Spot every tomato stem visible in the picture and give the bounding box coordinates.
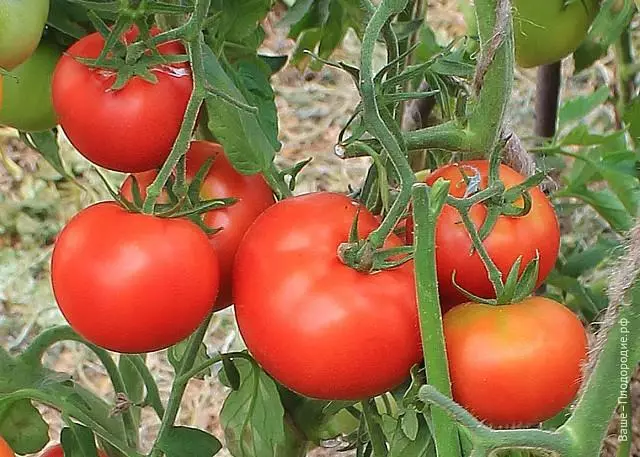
[20,326,140,448]
[361,399,388,457]
[141,0,210,213]
[412,182,462,457]
[149,313,214,457]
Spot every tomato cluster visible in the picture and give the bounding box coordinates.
[0,9,587,432]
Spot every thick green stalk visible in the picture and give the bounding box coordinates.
[142,0,211,213]
[558,298,640,456]
[412,182,461,457]
[467,0,514,154]
[357,0,416,252]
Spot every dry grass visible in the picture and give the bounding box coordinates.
[0,1,638,456]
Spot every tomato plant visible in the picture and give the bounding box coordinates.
[0,437,14,457]
[513,0,599,68]
[0,42,60,132]
[0,0,49,70]
[443,297,588,426]
[52,27,192,172]
[408,161,560,309]
[233,192,421,400]
[1,1,639,457]
[121,141,274,310]
[51,202,220,353]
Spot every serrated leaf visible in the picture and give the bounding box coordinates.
[559,187,634,233]
[573,0,635,73]
[220,358,288,457]
[0,399,48,454]
[203,45,276,175]
[233,57,280,150]
[558,86,609,129]
[157,426,222,457]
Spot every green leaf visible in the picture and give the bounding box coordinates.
[258,55,288,75]
[623,96,640,142]
[60,424,97,457]
[203,45,276,175]
[210,0,272,43]
[573,0,635,73]
[0,399,48,454]
[220,358,288,457]
[19,130,81,186]
[558,187,634,233]
[561,237,621,277]
[279,0,314,28]
[167,340,210,380]
[401,409,419,440]
[557,86,610,129]
[157,427,222,457]
[118,356,144,405]
[222,356,241,391]
[388,414,435,457]
[233,57,280,150]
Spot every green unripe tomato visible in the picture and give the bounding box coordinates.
[513,0,600,68]
[0,42,60,132]
[0,0,50,70]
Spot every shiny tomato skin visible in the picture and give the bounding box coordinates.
[0,42,61,132]
[40,445,107,457]
[233,192,421,400]
[51,202,219,353]
[408,161,560,309]
[0,0,49,71]
[0,437,14,457]
[121,141,274,309]
[52,28,192,172]
[444,297,587,426]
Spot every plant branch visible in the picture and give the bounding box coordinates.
[412,182,461,457]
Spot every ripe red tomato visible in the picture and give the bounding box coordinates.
[0,437,14,457]
[52,28,192,172]
[121,141,274,310]
[233,192,421,400]
[51,202,219,353]
[40,445,106,457]
[444,297,587,426]
[408,161,560,309]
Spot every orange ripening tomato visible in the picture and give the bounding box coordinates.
[444,297,588,426]
[121,141,274,310]
[0,437,14,457]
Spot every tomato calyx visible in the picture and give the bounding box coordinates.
[97,158,237,234]
[338,206,413,272]
[452,251,541,305]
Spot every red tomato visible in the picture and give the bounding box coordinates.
[52,27,192,172]
[40,445,106,457]
[408,161,560,309]
[0,437,14,457]
[233,192,421,400]
[51,202,219,353]
[121,141,274,309]
[444,297,587,426]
